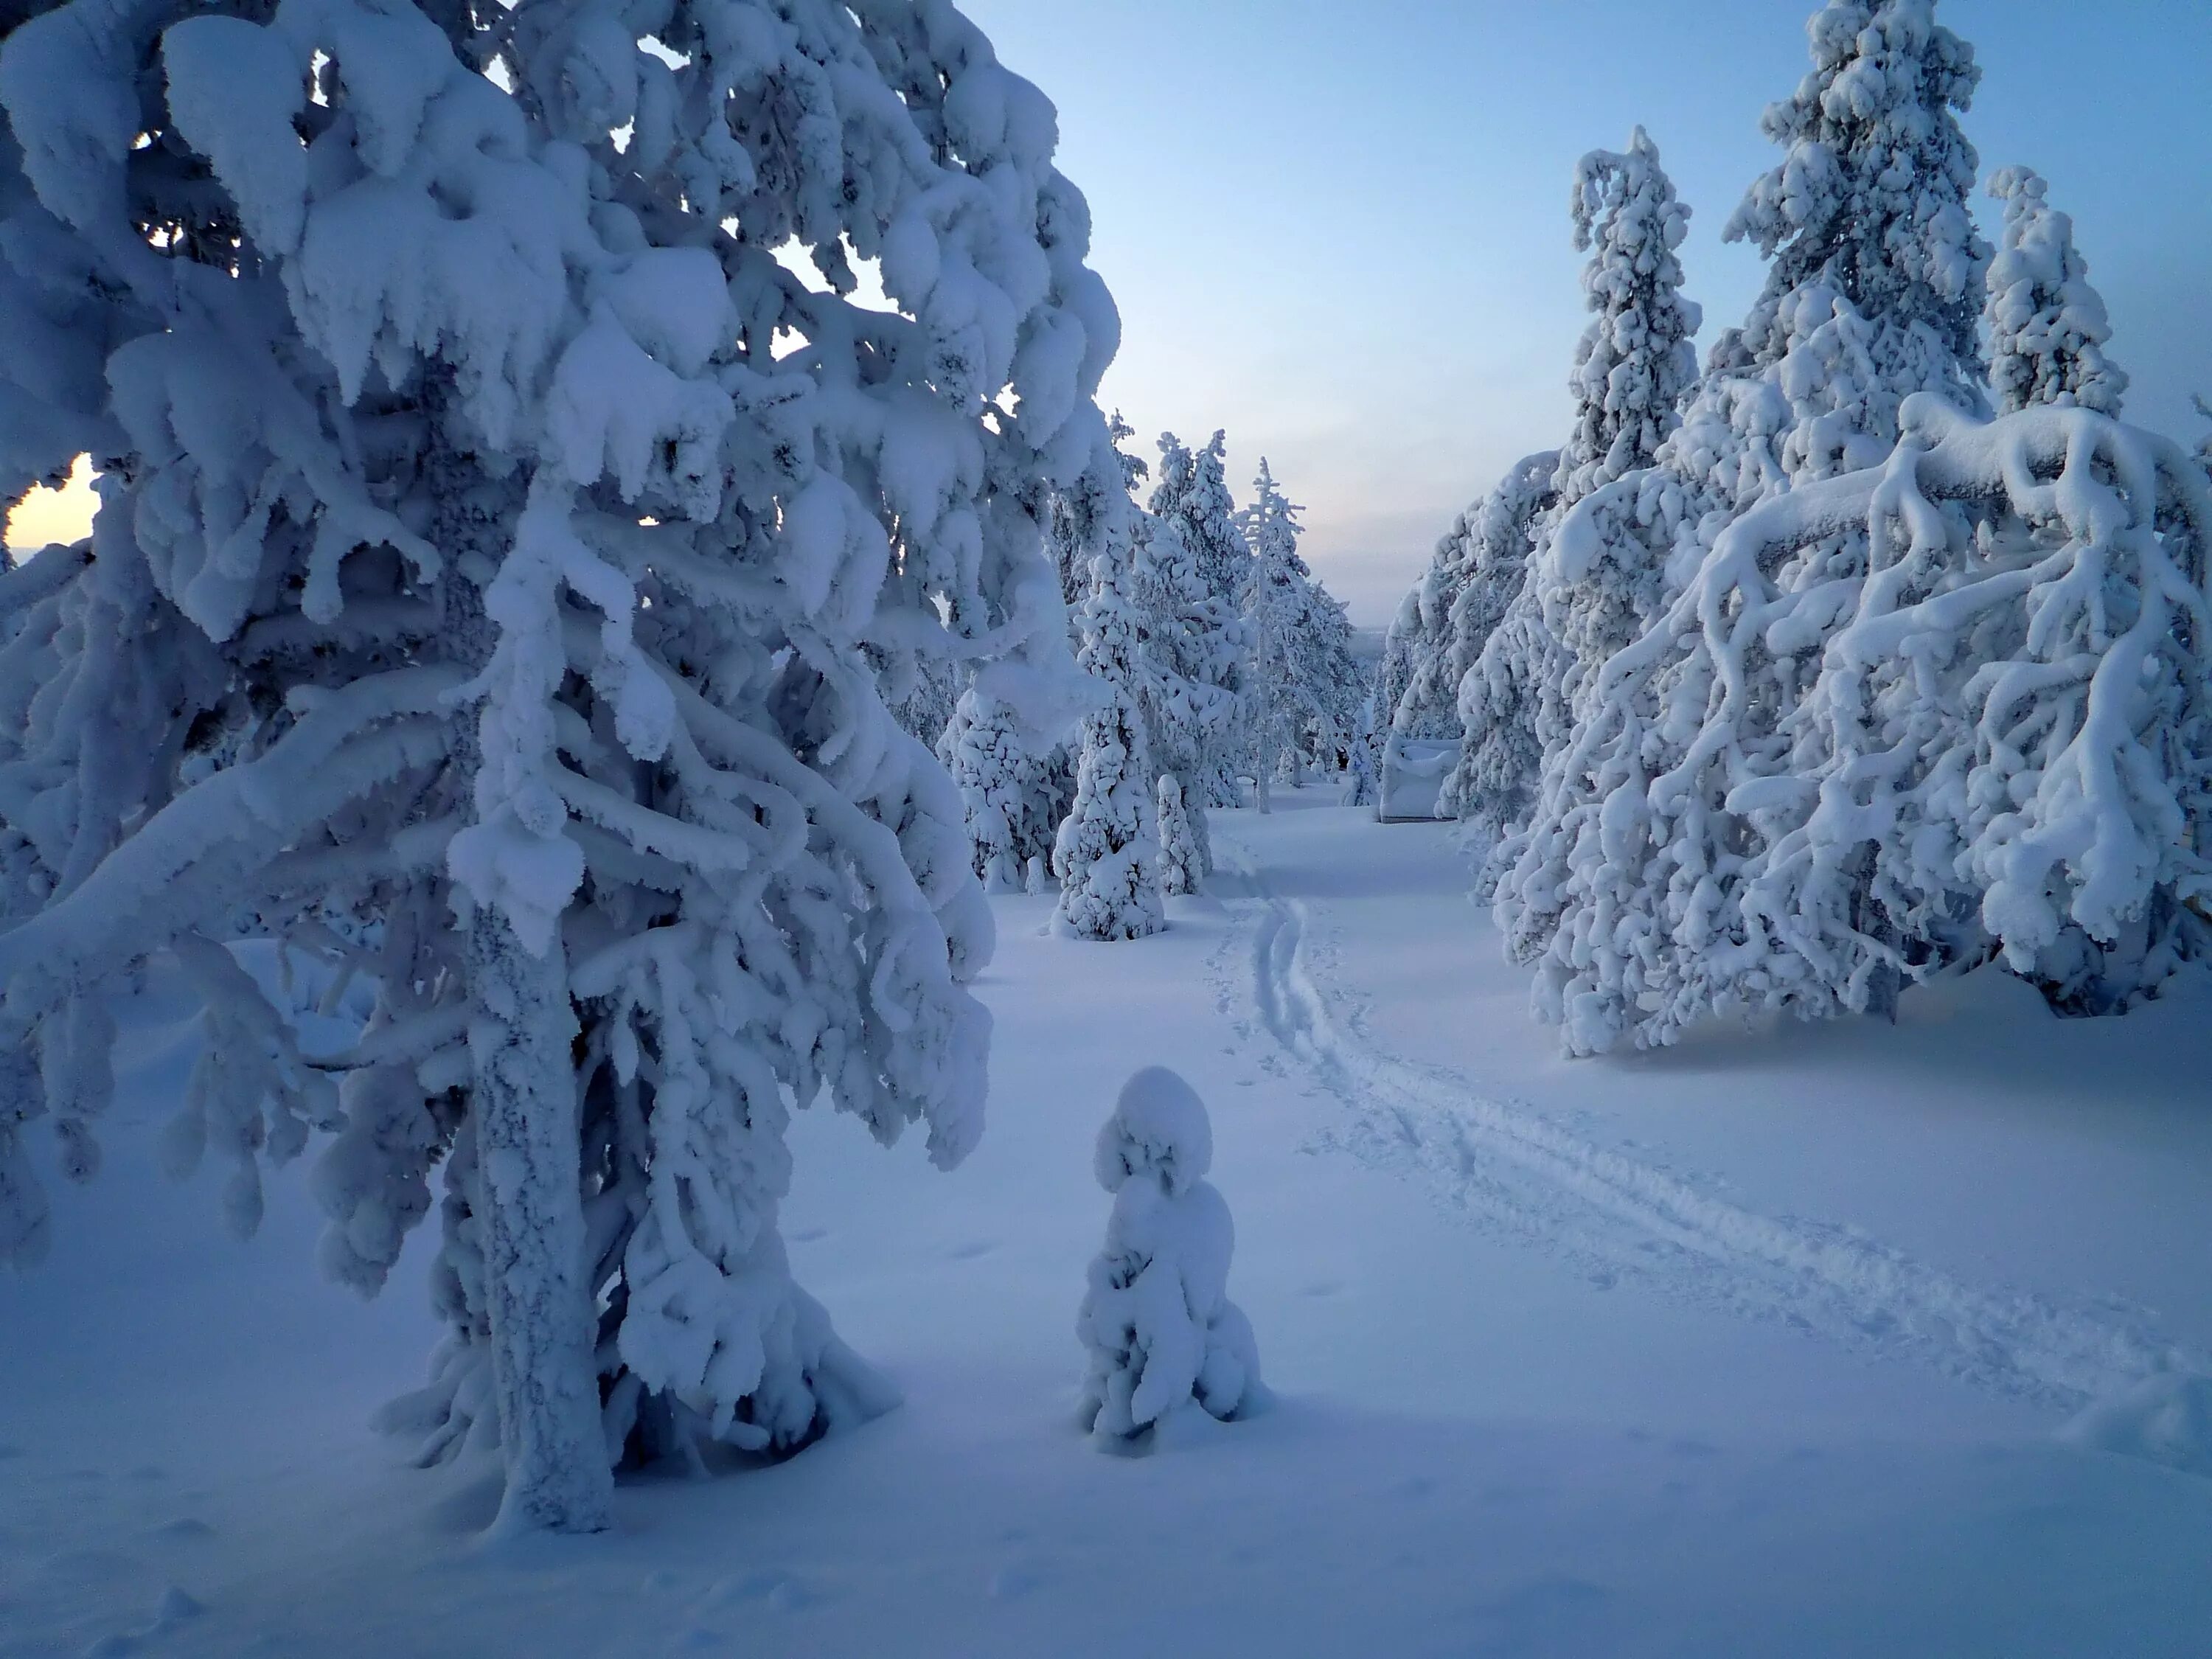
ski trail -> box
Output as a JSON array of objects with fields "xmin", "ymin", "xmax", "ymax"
[{"xmin": 1215, "ymin": 835, "xmax": 2197, "ymax": 1413}]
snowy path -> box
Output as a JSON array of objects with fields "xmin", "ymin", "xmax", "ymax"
[{"xmin": 1211, "ymin": 828, "xmax": 2199, "ymax": 1415}]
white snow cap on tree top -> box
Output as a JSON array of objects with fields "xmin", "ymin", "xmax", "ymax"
[{"xmin": 1094, "ymin": 1065, "xmax": 1211, "ymax": 1198}]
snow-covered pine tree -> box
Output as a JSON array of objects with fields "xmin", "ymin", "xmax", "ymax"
[
  {"xmin": 1488, "ymin": 0, "xmax": 2208, "ymax": 1054},
  {"xmin": 1155, "ymin": 775, "xmax": 1202, "ymax": 896},
  {"xmin": 1447, "ymin": 131, "xmax": 1698, "ymax": 851},
  {"xmin": 0, "ymin": 0, "xmax": 1116, "ymax": 1531},
  {"xmin": 1052, "ymin": 425, "xmax": 1164, "ymax": 940},
  {"xmin": 1513, "ymin": 396, "xmax": 2211, "ymax": 1057},
  {"xmin": 1494, "ymin": 0, "xmax": 2032, "ymax": 1040},
  {"xmin": 1130, "ymin": 507, "xmax": 1225, "ymax": 885},
  {"xmin": 939, "ymin": 685, "xmax": 1070, "ymax": 892},
  {"xmin": 1983, "ymin": 168, "xmax": 2127, "ymax": 417},
  {"xmin": 1427, "ymin": 452, "xmax": 1560, "ymax": 841},
  {"xmin": 1556, "ymin": 128, "xmax": 1703, "ymax": 507},
  {"xmin": 1674, "ymin": 0, "xmax": 1989, "ymax": 515},
  {"xmin": 1150, "ymin": 431, "xmax": 1251, "ymax": 807},
  {"xmin": 1239, "ymin": 460, "xmax": 1315, "ymax": 807},
  {"xmin": 1078, "ymin": 1066, "xmax": 1260, "ymax": 1447}
]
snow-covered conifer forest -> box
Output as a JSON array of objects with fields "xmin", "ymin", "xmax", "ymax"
[{"xmin": 3, "ymin": 0, "xmax": 2210, "ymax": 1652}]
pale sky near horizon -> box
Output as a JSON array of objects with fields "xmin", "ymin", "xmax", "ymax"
[{"xmin": 10, "ymin": 1, "xmax": 2210, "ymax": 627}]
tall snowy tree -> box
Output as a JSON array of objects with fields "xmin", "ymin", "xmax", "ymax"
[
  {"xmin": 1052, "ymin": 494, "xmax": 1164, "ymax": 941},
  {"xmin": 1556, "ymin": 128, "xmax": 1703, "ymax": 506},
  {"xmin": 1129, "ymin": 507, "xmax": 1226, "ymax": 885},
  {"xmin": 0, "ymin": 0, "xmax": 1118, "ymax": 1532},
  {"xmin": 1240, "ymin": 461, "xmax": 1313, "ymax": 806},
  {"xmin": 1427, "ymin": 452, "xmax": 1560, "ymax": 840},
  {"xmin": 1496, "ymin": 0, "xmax": 1997, "ymax": 995},
  {"xmin": 1150, "ymin": 431, "xmax": 1251, "ymax": 806},
  {"xmin": 1449, "ymin": 130, "xmax": 1700, "ymax": 850},
  {"xmin": 1983, "ymin": 167, "xmax": 2127, "ymax": 417}
]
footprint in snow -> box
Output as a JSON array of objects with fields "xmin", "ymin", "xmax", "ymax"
[
  {"xmin": 787, "ymin": 1226, "xmax": 829, "ymax": 1244},
  {"xmin": 948, "ymin": 1241, "xmax": 995, "ymax": 1260},
  {"xmin": 150, "ymin": 1518, "xmax": 216, "ymax": 1541}
]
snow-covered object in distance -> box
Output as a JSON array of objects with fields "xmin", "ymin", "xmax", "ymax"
[
  {"xmin": 1496, "ymin": 397, "xmax": 2212, "ymax": 1057},
  {"xmin": 1155, "ymin": 775, "xmax": 1203, "ymax": 897},
  {"xmin": 1078, "ymin": 1067, "xmax": 1261, "ymax": 1445},
  {"xmin": 0, "ymin": 0, "xmax": 1121, "ymax": 1534},
  {"xmin": 1983, "ymin": 168, "xmax": 2127, "ymax": 418},
  {"xmin": 1053, "ymin": 470, "xmax": 1163, "ymax": 941},
  {"xmin": 1379, "ymin": 737, "xmax": 1458, "ymax": 825},
  {"xmin": 1239, "ymin": 460, "xmax": 1352, "ymax": 807}
]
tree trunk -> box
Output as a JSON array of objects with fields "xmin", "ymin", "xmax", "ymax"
[{"xmin": 468, "ymin": 909, "xmax": 612, "ymax": 1534}]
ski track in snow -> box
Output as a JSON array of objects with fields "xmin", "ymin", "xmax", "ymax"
[{"xmin": 1210, "ymin": 833, "xmax": 2198, "ymax": 1416}]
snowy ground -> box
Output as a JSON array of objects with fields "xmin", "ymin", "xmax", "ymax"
[{"xmin": 7, "ymin": 791, "xmax": 2212, "ymax": 1658}]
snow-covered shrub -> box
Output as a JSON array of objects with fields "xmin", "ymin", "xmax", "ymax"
[
  {"xmin": 1150, "ymin": 432, "xmax": 1251, "ymax": 806},
  {"xmin": 0, "ymin": 0, "xmax": 1116, "ymax": 1531},
  {"xmin": 1078, "ymin": 1066, "xmax": 1260, "ymax": 1445},
  {"xmin": 1498, "ymin": 396, "xmax": 2212, "ymax": 1056},
  {"xmin": 1983, "ymin": 168, "xmax": 2126, "ymax": 418}
]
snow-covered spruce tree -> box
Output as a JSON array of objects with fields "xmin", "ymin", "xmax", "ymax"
[
  {"xmin": 1556, "ymin": 128, "xmax": 1703, "ymax": 507},
  {"xmin": 1155, "ymin": 775, "xmax": 1201, "ymax": 895},
  {"xmin": 1051, "ymin": 425, "xmax": 1163, "ymax": 939},
  {"xmin": 1078, "ymin": 1066, "xmax": 1260, "ymax": 1447},
  {"xmin": 938, "ymin": 685, "xmax": 1068, "ymax": 892},
  {"xmin": 1130, "ymin": 508, "xmax": 1226, "ymax": 885},
  {"xmin": 1237, "ymin": 464, "xmax": 1363, "ymax": 796},
  {"xmin": 1239, "ymin": 461, "xmax": 1312, "ymax": 805},
  {"xmin": 0, "ymin": 0, "xmax": 1117, "ymax": 1532},
  {"xmin": 1447, "ymin": 131, "xmax": 1699, "ymax": 852},
  {"xmin": 1427, "ymin": 452, "xmax": 1561, "ymax": 843},
  {"xmin": 1504, "ymin": 394, "xmax": 2212, "ymax": 1057},
  {"xmin": 1495, "ymin": 0, "xmax": 2000, "ymax": 1006},
  {"xmin": 1703, "ymin": 0, "xmax": 1990, "ymax": 498},
  {"xmin": 1983, "ymin": 167, "xmax": 2127, "ymax": 418},
  {"xmin": 1150, "ymin": 431, "xmax": 1251, "ymax": 806}
]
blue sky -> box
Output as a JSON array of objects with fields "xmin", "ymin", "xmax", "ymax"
[{"xmin": 964, "ymin": 0, "xmax": 2212, "ymax": 625}]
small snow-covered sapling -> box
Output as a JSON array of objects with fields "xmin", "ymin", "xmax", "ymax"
[{"xmin": 1077, "ymin": 1068, "xmax": 1262, "ymax": 1446}]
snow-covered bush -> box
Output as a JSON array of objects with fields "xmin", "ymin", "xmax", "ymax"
[
  {"xmin": 1077, "ymin": 1066, "xmax": 1261, "ymax": 1446},
  {"xmin": 1983, "ymin": 167, "xmax": 2126, "ymax": 417},
  {"xmin": 0, "ymin": 0, "xmax": 1116, "ymax": 1532},
  {"xmin": 1498, "ymin": 396, "xmax": 2211, "ymax": 1056},
  {"xmin": 1150, "ymin": 432, "xmax": 1251, "ymax": 806}
]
